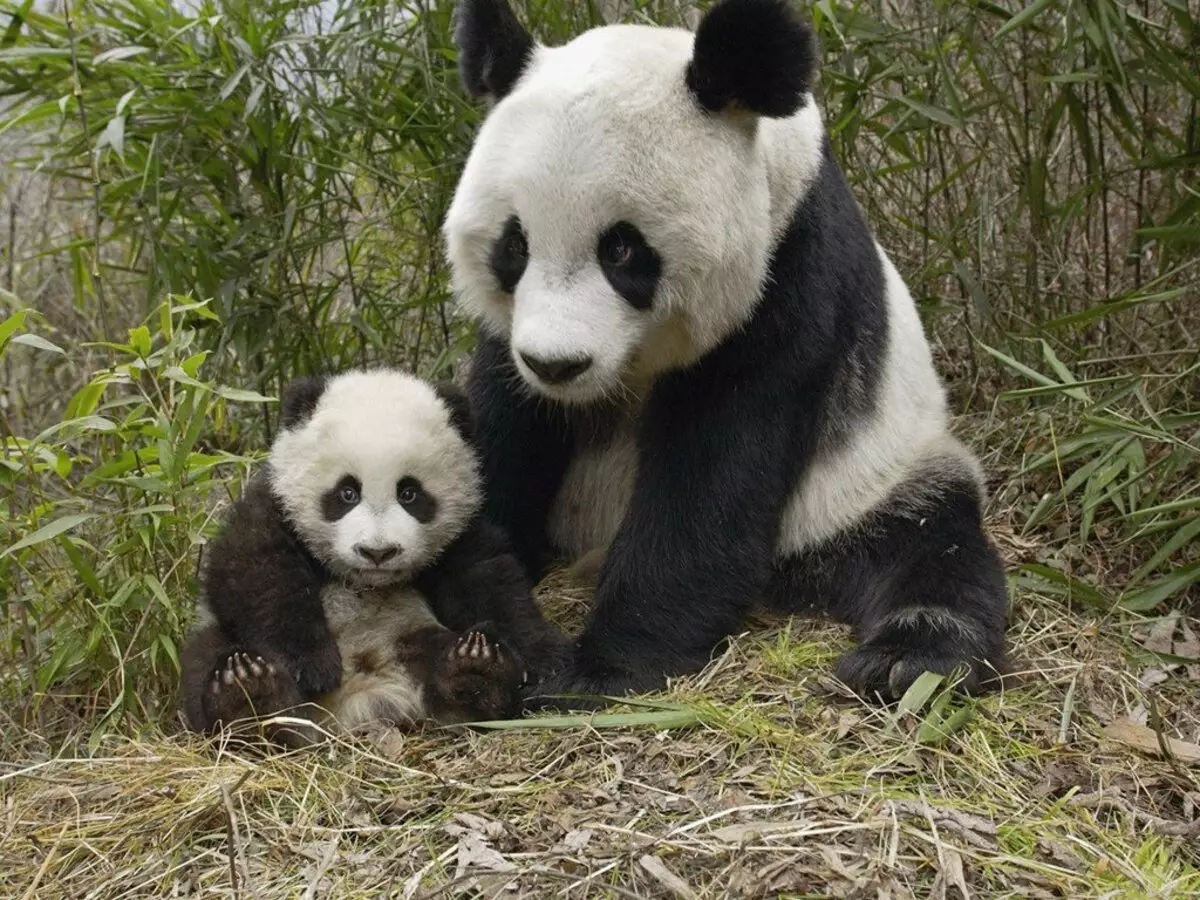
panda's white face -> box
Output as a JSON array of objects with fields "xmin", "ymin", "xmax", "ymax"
[
  {"xmin": 267, "ymin": 371, "xmax": 482, "ymax": 586},
  {"xmin": 445, "ymin": 24, "xmax": 823, "ymax": 405}
]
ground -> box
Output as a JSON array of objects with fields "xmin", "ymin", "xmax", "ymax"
[{"xmin": 3, "ymin": 531, "xmax": 1199, "ymax": 900}]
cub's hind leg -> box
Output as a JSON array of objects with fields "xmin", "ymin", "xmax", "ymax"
[
  {"xmin": 180, "ymin": 623, "xmax": 317, "ymax": 746},
  {"xmin": 771, "ymin": 473, "xmax": 1009, "ymax": 701}
]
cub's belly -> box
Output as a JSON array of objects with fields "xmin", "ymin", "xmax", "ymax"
[{"xmin": 315, "ymin": 583, "xmax": 443, "ymax": 731}]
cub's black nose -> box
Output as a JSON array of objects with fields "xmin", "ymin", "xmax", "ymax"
[
  {"xmin": 519, "ymin": 352, "xmax": 593, "ymax": 385},
  {"xmin": 354, "ymin": 544, "xmax": 400, "ymax": 566}
]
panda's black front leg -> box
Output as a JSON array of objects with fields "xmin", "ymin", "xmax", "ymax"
[{"xmin": 525, "ymin": 364, "xmax": 813, "ymax": 711}]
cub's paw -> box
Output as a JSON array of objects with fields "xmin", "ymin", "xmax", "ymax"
[
  {"xmin": 833, "ymin": 640, "xmax": 1003, "ymax": 702},
  {"xmin": 430, "ymin": 629, "xmax": 524, "ymax": 722},
  {"xmin": 291, "ymin": 637, "xmax": 343, "ymax": 697},
  {"xmin": 202, "ymin": 651, "xmax": 303, "ymax": 728}
]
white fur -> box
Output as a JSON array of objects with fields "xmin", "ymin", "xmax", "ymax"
[
  {"xmin": 776, "ymin": 249, "xmax": 978, "ymax": 552},
  {"xmin": 268, "ymin": 369, "xmax": 482, "ymax": 584},
  {"xmin": 314, "ymin": 583, "xmax": 442, "ymax": 731},
  {"xmin": 443, "ymin": 24, "xmax": 824, "ymax": 406}
]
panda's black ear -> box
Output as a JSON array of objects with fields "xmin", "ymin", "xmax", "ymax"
[
  {"xmin": 433, "ymin": 380, "xmax": 475, "ymax": 443},
  {"xmin": 279, "ymin": 376, "xmax": 327, "ymax": 429},
  {"xmin": 454, "ymin": 0, "xmax": 534, "ymax": 101},
  {"xmin": 686, "ymin": 0, "xmax": 818, "ymax": 119}
]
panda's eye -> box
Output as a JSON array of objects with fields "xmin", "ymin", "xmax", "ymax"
[
  {"xmin": 506, "ymin": 230, "xmax": 528, "ymax": 260},
  {"xmin": 602, "ymin": 236, "xmax": 633, "ymax": 267},
  {"xmin": 398, "ymin": 485, "xmax": 418, "ymax": 505},
  {"xmin": 597, "ymin": 221, "xmax": 662, "ymax": 312},
  {"xmin": 490, "ymin": 215, "xmax": 529, "ymax": 293},
  {"xmin": 339, "ymin": 485, "xmax": 359, "ymax": 505}
]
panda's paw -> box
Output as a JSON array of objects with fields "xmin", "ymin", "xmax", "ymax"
[
  {"xmin": 291, "ymin": 636, "xmax": 343, "ymax": 697},
  {"xmin": 521, "ymin": 664, "xmax": 655, "ymax": 713},
  {"xmin": 202, "ymin": 651, "xmax": 303, "ymax": 727},
  {"xmin": 432, "ymin": 626, "xmax": 525, "ymax": 721},
  {"xmin": 833, "ymin": 639, "xmax": 1002, "ymax": 703}
]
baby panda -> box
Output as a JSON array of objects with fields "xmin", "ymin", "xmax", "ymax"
[{"xmin": 179, "ymin": 368, "xmax": 570, "ymax": 743}]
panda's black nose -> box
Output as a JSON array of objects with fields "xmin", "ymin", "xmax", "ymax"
[
  {"xmin": 355, "ymin": 543, "xmax": 399, "ymax": 566},
  {"xmin": 519, "ymin": 353, "xmax": 593, "ymax": 385}
]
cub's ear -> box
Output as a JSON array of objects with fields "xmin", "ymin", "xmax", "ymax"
[
  {"xmin": 686, "ymin": 0, "xmax": 818, "ymax": 118},
  {"xmin": 279, "ymin": 376, "xmax": 327, "ymax": 429},
  {"xmin": 454, "ymin": 0, "xmax": 534, "ymax": 101},
  {"xmin": 433, "ymin": 380, "xmax": 475, "ymax": 443}
]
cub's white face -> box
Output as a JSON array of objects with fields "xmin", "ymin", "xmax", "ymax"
[
  {"xmin": 268, "ymin": 371, "xmax": 482, "ymax": 586},
  {"xmin": 445, "ymin": 25, "xmax": 817, "ymax": 405}
]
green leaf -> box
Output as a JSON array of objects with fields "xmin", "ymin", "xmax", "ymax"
[
  {"xmin": 10, "ymin": 333, "xmax": 65, "ymax": 355},
  {"xmin": 59, "ymin": 534, "xmax": 103, "ymax": 598},
  {"xmin": 93, "ymin": 46, "xmax": 151, "ymax": 65},
  {"xmin": 3, "ymin": 513, "xmax": 95, "ymax": 559},
  {"xmin": 0, "ymin": 309, "xmax": 30, "ymax": 345},
  {"xmin": 896, "ymin": 670, "xmax": 946, "ymax": 718},
  {"xmin": 1120, "ymin": 563, "xmax": 1200, "ymax": 612},
  {"xmin": 217, "ymin": 386, "xmax": 275, "ymax": 403},
  {"xmin": 995, "ymin": 0, "xmax": 1057, "ymax": 40}
]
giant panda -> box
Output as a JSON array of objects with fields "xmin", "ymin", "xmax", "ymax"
[
  {"xmin": 442, "ymin": 0, "xmax": 1010, "ymax": 706},
  {"xmin": 179, "ymin": 368, "xmax": 571, "ymax": 744}
]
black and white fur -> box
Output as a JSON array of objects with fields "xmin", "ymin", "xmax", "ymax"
[
  {"xmin": 179, "ymin": 369, "xmax": 571, "ymax": 743},
  {"xmin": 443, "ymin": 0, "xmax": 1010, "ymax": 705}
]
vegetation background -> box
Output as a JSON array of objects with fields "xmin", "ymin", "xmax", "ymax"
[{"xmin": 1, "ymin": 0, "xmax": 1198, "ymax": 896}]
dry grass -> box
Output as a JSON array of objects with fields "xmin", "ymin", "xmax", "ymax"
[{"xmin": 4, "ymin": 552, "xmax": 1199, "ymax": 899}]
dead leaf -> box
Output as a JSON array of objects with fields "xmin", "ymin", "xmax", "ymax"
[
  {"xmin": 638, "ymin": 854, "xmax": 697, "ymax": 900},
  {"xmin": 930, "ymin": 846, "xmax": 970, "ymax": 900},
  {"xmin": 1103, "ymin": 720, "xmax": 1200, "ymax": 764},
  {"xmin": 711, "ymin": 820, "xmax": 809, "ymax": 843},
  {"xmin": 555, "ymin": 828, "xmax": 593, "ymax": 854}
]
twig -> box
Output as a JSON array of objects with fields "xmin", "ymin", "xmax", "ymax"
[{"xmin": 220, "ymin": 779, "xmax": 245, "ymax": 899}]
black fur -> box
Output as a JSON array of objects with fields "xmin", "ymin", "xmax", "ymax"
[
  {"xmin": 465, "ymin": 330, "xmax": 577, "ymax": 578},
  {"xmin": 280, "ymin": 376, "xmax": 326, "ymax": 428},
  {"xmin": 468, "ymin": 145, "xmax": 1009, "ymax": 707},
  {"xmin": 686, "ymin": 0, "xmax": 818, "ymax": 118},
  {"xmin": 197, "ymin": 471, "xmax": 343, "ymax": 700},
  {"xmin": 433, "ymin": 380, "xmax": 475, "ymax": 442},
  {"xmin": 455, "ymin": 0, "xmax": 534, "ymax": 100}
]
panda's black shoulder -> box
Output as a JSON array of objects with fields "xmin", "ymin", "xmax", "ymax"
[{"xmin": 200, "ymin": 467, "xmax": 325, "ymax": 610}]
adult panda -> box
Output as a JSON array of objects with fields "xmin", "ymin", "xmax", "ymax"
[{"xmin": 443, "ymin": 0, "xmax": 1010, "ymax": 705}]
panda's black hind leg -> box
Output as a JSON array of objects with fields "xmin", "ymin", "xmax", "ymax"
[{"xmin": 770, "ymin": 474, "xmax": 1010, "ymax": 702}]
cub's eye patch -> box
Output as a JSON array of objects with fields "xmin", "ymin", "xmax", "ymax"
[
  {"xmin": 490, "ymin": 215, "xmax": 529, "ymax": 293},
  {"xmin": 397, "ymin": 476, "xmax": 437, "ymax": 524},
  {"xmin": 597, "ymin": 222, "xmax": 661, "ymax": 311},
  {"xmin": 321, "ymin": 475, "xmax": 361, "ymax": 522}
]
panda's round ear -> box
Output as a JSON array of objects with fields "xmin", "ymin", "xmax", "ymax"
[
  {"xmin": 280, "ymin": 376, "xmax": 327, "ymax": 430},
  {"xmin": 432, "ymin": 381, "xmax": 475, "ymax": 443},
  {"xmin": 454, "ymin": 0, "xmax": 534, "ymax": 101},
  {"xmin": 686, "ymin": 0, "xmax": 818, "ymax": 119}
]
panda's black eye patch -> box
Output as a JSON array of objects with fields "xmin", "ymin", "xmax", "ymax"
[
  {"xmin": 490, "ymin": 215, "xmax": 529, "ymax": 294},
  {"xmin": 397, "ymin": 476, "xmax": 437, "ymax": 524},
  {"xmin": 321, "ymin": 475, "xmax": 361, "ymax": 522},
  {"xmin": 597, "ymin": 222, "xmax": 660, "ymax": 311}
]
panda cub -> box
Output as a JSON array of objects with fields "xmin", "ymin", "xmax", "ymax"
[{"xmin": 179, "ymin": 368, "xmax": 569, "ymax": 743}]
